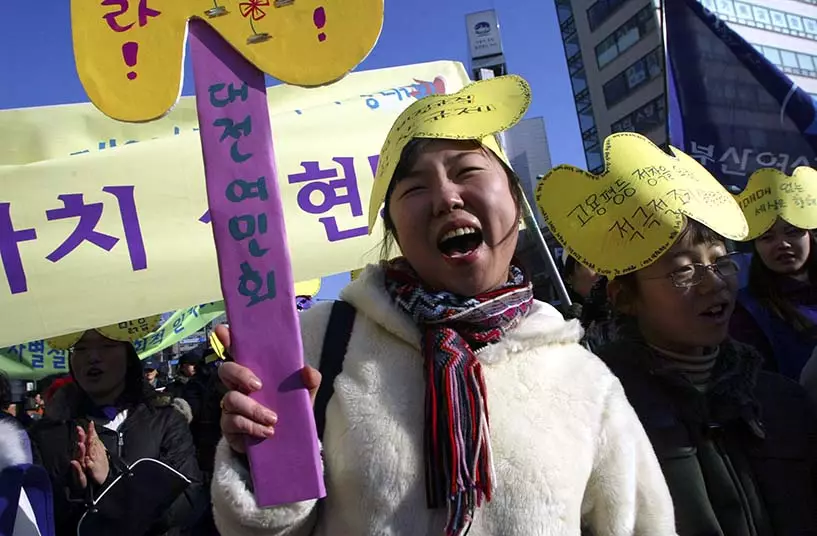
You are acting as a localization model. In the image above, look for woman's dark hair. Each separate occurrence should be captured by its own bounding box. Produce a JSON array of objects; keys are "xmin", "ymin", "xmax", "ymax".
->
[
  {"xmin": 747, "ymin": 229, "xmax": 817, "ymax": 334},
  {"xmin": 580, "ymin": 276, "xmax": 613, "ymax": 328},
  {"xmin": 563, "ymin": 256, "xmax": 578, "ymax": 280},
  {"xmin": 379, "ymin": 137, "xmax": 523, "ymax": 259},
  {"xmin": 70, "ymin": 340, "xmax": 153, "ymax": 408},
  {"xmin": 579, "ymin": 218, "xmax": 726, "ymax": 328},
  {"xmin": 0, "ymin": 371, "xmax": 12, "ymax": 411}
]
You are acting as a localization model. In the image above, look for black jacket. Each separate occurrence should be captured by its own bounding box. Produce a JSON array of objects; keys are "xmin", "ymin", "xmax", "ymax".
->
[
  {"xmin": 593, "ymin": 326, "xmax": 817, "ymax": 536},
  {"xmin": 29, "ymin": 383, "xmax": 206, "ymax": 536},
  {"xmin": 178, "ymin": 365, "xmax": 227, "ymax": 476}
]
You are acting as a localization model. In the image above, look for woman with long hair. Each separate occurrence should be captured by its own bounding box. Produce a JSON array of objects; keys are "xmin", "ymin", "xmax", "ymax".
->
[
  {"xmin": 208, "ymin": 77, "xmax": 675, "ymax": 535},
  {"xmin": 730, "ymin": 219, "xmax": 817, "ymax": 380}
]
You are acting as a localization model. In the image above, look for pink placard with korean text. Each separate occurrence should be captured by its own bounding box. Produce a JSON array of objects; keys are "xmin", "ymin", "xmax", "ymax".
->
[{"xmin": 188, "ymin": 20, "xmax": 324, "ymax": 506}]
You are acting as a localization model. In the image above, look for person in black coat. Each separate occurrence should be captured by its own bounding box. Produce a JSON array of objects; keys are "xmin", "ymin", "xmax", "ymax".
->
[
  {"xmin": 582, "ymin": 219, "xmax": 817, "ymax": 535},
  {"xmin": 28, "ymin": 329, "xmax": 206, "ymax": 536},
  {"xmin": 164, "ymin": 350, "xmax": 201, "ymax": 400}
]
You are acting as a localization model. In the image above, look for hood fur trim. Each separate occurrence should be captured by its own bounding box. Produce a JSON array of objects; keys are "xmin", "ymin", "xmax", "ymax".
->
[
  {"xmin": 0, "ymin": 419, "xmax": 31, "ymax": 470},
  {"xmin": 172, "ymin": 397, "xmax": 193, "ymax": 424}
]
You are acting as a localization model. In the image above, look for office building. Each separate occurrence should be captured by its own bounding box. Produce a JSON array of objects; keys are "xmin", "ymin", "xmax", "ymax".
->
[
  {"xmin": 556, "ymin": 0, "xmax": 817, "ymax": 172},
  {"xmin": 504, "ymin": 117, "xmax": 553, "ymax": 227}
]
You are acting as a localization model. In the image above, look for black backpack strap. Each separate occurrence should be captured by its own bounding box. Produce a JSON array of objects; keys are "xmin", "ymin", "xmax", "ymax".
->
[{"xmin": 314, "ymin": 300, "xmax": 356, "ymax": 441}]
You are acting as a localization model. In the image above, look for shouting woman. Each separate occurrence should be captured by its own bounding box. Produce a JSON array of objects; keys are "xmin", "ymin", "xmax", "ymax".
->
[{"xmin": 209, "ymin": 76, "xmax": 675, "ymax": 536}]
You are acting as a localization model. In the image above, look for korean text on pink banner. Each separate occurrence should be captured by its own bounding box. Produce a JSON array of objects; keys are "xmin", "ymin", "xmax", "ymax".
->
[{"xmin": 188, "ymin": 20, "xmax": 324, "ymax": 506}]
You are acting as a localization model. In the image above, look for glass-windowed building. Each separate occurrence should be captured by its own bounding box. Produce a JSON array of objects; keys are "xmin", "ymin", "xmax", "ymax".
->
[{"xmin": 555, "ymin": 0, "xmax": 817, "ymax": 172}]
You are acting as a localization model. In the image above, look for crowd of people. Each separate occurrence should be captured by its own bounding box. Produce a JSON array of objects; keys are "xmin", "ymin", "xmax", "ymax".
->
[{"xmin": 2, "ymin": 75, "xmax": 817, "ymax": 535}]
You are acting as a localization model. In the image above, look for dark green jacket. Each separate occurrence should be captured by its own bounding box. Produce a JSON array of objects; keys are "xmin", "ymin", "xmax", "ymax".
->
[{"xmin": 589, "ymin": 319, "xmax": 817, "ymax": 536}]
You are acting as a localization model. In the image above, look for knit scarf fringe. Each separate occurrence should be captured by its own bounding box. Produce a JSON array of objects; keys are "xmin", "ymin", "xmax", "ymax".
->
[{"xmin": 385, "ymin": 258, "xmax": 534, "ymax": 535}]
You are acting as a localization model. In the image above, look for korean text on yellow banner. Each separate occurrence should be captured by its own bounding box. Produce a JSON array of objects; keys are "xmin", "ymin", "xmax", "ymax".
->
[
  {"xmin": 0, "ymin": 302, "xmax": 225, "ymax": 380},
  {"xmin": 0, "ymin": 61, "xmax": 471, "ymax": 347}
]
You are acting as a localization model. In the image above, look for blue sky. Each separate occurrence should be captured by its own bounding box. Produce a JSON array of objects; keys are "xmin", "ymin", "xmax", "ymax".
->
[{"xmin": 0, "ymin": 0, "xmax": 585, "ymax": 301}]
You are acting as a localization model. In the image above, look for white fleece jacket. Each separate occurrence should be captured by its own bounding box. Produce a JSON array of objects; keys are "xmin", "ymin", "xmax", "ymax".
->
[{"xmin": 212, "ymin": 266, "xmax": 676, "ymax": 536}]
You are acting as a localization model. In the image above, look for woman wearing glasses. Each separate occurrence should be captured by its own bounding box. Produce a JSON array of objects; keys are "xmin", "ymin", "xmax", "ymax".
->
[
  {"xmin": 540, "ymin": 135, "xmax": 817, "ymax": 535},
  {"xmin": 582, "ymin": 220, "xmax": 817, "ymax": 535}
]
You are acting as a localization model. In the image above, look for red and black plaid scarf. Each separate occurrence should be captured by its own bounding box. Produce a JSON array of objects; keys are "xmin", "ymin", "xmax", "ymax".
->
[{"xmin": 384, "ymin": 258, "xmax": 534, "ymax": 535}]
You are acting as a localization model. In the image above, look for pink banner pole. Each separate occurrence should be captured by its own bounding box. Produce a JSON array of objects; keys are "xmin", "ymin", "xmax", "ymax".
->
[{"xmin": 188, "ymin": 19, "xmax": 325, "ymax": 507}]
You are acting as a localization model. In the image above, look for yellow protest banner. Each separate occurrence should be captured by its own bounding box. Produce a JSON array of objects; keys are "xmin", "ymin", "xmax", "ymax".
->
[
  {"xmin": 0, "ymin": 302, "xmax": 224, "ymax": 380},
  {"xmin": 71, "ymin": 0, "xmax": 383, "ymax": 121},
  {"xmin": 0, "ymin": 61, "xmax": 471, "ymax": 348},
  {"xmin": 536, "ymin": 133, "xmax": 748, "ymax": 277},
  {"xmin": 369, "ymin": 75, "xmax": 531, "ymax": 230},
  {"xmin": 47, "ymin": 315, "xmax": 163, "ymax": 350},
  {"xmin": 2, "ymin": 61, "xmax": 455, "ymax": 166},
  {"xmin": 735, "ymin": 166, "xmax": 817, "ymax": 240}
]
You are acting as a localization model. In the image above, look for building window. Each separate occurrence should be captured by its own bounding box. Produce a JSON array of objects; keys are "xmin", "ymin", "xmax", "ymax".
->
[
  {"xmin": 771, "ymin": 10, "xmax": 788, "ymax": 28},
  {"xmin": 595, "ymin": 4, "xmax": 657, "ymax": 69},
  {"xmin": 610, "ymin": 96, "xmax": 666, "ymax": 135},
  {"xmin": 788, "ymin": 14, "xmax": 804, "ymax": 32},
  {"xmin": 603, "ymin": 47, "xmax": 664, "ymax": 107},
  {"xmin": 752, "ymin": 43, "xmax": 817, "ymax": 79},
  {"xmin": 733, "ymin": 1, "xmax": 752, "ymax": 20},
  {"xmin": 716, "ymin": 0, "xmax": 735, "ymax": 17},
  {"xmin": 706, "ymin": 0, "xmax": 817, "ymax": 40},
  {"xmin": 760, "ymin": 45, "xmax": 782, "ymax": 65},
  {"xmin": 752, "ymin": 6, "xmax": 770, "ymax": 25},
  {"xmin": 587, "ymin": 0, "xmax": 630, "ymax": 32},
  {"xmin": 798, "ymin": 53, "xmax": 815, "ymax": 72}
]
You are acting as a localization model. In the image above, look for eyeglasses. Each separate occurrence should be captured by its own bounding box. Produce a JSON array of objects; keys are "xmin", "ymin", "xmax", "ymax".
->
[{"xmin": 643, "ymin": 254, "xmax": 741, "ymax": 289}]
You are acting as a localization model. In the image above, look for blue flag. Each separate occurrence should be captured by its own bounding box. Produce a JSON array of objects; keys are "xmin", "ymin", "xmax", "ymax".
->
[{"xmin": 665, "ymin": 0, "xmax": 817, "ymax": 190}]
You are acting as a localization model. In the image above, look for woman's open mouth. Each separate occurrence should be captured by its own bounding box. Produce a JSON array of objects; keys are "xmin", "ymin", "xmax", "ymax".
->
[
  {"xmin": 438, "ymin": 226, "xmax": 484, "ymax": 259},
  {"xmin": 699, "ymin": 302, "xmax": 730, "ymax": 324}
]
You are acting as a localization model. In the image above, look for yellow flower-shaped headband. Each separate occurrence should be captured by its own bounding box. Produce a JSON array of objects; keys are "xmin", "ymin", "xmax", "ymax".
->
[
  {"xmin": 368, "ymin": 75, "xmax": 532, "ymax": 231},
  {"xmin": 536, "ymin": 133, "xmax": 748, "ymax": 277},
  {"xmin": 733, "ymin": 166, "xmax": 817, "ymax": 240},
  {"xmin": 46, "ymin": 315, "xmax": 162, "ymax": 351}
]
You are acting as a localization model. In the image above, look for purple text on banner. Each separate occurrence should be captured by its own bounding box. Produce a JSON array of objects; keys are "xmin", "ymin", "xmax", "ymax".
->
[{"xmin": 188, "ymin": 19, "xmax": 324, "ymax": 506}]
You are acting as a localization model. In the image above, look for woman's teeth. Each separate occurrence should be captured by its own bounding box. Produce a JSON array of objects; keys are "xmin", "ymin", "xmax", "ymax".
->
[
  {"xmin": 703, "ymin": 305, "xmax": 725, "ymax": 315},
  {"xmin": 440, "ymin": 226, "xmax": 478, "ymax": 243}
]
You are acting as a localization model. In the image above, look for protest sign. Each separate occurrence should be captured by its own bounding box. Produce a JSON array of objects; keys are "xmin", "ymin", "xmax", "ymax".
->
[
  {"xmin": 71, "ymin": 0, "xmax": 383, "ymax": 121},
  {"xmin": 0, "ymin": 61, "xmax": 470, "ymax": 348},
  {"xmin": 369, "ymin": 75, "xmax": 531, "ymax": 229},
  {"xmin": 735, "ymin": 167, "xmax": 817, "ymax": 240},
  {"xmin": 0, "ymin": 276, "xmax": 318, "ymax": 379},
  {"xmin": 1, "ymin": 61, "xmax": 454, "ymax": 166},
  {"xmin": 70, "ymin": 0, "xmax": 388, "ymax": 506},
  {"xmin": 188, "ymin": 19, "xmax": 328, "ymax": 503},
  {"xmin": 536, "ymin": 133, "xmax": 748, "ymax": 277},
  {"xmin": 0, "ymin": 301, "xmax": 223, "ymax": 379}
]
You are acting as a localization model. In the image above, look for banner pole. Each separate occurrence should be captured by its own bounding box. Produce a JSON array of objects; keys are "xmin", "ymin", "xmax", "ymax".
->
[{"xmin": 477, "ymin": 69, "xmax": 572, "ymax": 307}]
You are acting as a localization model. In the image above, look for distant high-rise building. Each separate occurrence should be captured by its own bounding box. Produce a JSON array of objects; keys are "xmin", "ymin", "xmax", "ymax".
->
[
  {"xmin": 555, "ymin": 0, "xmax": 817, "ymax": 172},
  {"xmin": 504, "ymin": 117, "xmax": 553, "ymax": 227}
]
